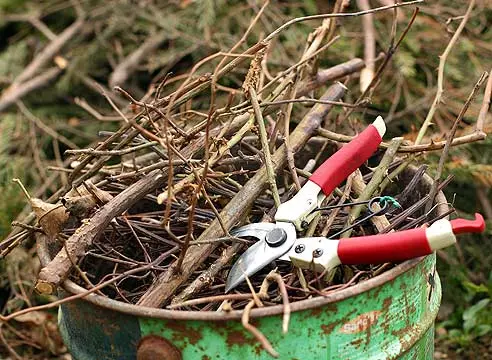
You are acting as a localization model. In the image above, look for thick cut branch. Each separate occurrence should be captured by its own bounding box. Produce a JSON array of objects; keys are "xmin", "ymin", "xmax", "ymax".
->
[
  {"xmin": 136, "ymin": 83, "xmax": 346, "ymax": 308},
  {"xmin": 36, "ymin": 112, "xmax": 252, "ymax": 293},
  {"xmin": 298, "ymin": 58, "xmax": 364, "ymax": 97},
  {"xmin": 36, "ymin": 172, "xmax": 167, "ymax": 292}
]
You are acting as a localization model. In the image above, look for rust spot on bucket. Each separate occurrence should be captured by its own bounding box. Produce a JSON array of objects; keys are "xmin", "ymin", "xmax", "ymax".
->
[
  {"xmin": 202, "ymin": 356, "xmax": 211, "ymax": 360},
  {"xmin": 226, "ymin": 330, "xmax": 255, "ymax": 348},
  {"xmin": 165, "ymin": 322, "xmax": 202, "ymax": 345},
  {"xmin": 310, "ymin": 303, "xmax": 337, "ymax": 317},
  {"xmin": 350, "ymin": 338, "xmax": 364, "ymax": 348},
  {"xmin": 339, "ymin": 311, "xmax": 381, "ymax": 334},
  {"xmin": 137, "ymin": 335, "xmax": 182, "ymax": 360},
  {"xmin": 321, "ymin": 323, "xmax": 337, "ymax": 335}
]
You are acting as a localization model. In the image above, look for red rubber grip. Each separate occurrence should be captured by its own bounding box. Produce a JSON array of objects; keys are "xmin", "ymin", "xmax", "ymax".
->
[
  {"xmin": 450, "ymin": 213, "xmax": 485, "ymax": 234},
  {"xmin": 310, "ymin": 124, "xmax": 382, "ymax": 195},
  {"xmin": 337, "ymin": 228, "xmax": 432, "ymax": 265}
]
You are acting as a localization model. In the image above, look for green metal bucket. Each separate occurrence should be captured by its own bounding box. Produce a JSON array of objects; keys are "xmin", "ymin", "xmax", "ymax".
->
[{"xmin": 38, "ymin": 168, "xmax": 448, "ymax": 360}]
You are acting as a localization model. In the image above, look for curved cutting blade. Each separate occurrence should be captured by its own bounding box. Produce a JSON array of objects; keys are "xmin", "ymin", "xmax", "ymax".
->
[
  {"xmin": 225, "ymin": 222, "xmax": 296, "ymax": 292},
  {"xmin": 230, "ymin": 222, "xmax": 278, "ymax": 240}
]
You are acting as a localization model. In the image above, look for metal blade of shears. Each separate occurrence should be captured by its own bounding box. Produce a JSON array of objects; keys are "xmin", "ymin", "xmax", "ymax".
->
[{"xmin": 225, "ymin": 222, "xmax": 296, "ymax": 292}]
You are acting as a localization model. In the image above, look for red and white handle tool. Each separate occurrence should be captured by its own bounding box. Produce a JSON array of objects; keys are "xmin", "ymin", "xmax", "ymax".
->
[
  {"xmin": 275, "ymin": 116, "xmax": 386, "ymax": 230},
  {"xmin": 288, "ymin": 213, "xmax": 485, "ymax": 272}
]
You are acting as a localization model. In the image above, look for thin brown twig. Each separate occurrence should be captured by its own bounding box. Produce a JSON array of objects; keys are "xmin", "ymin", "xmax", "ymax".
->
[
  {"xmin": 476, "ymin": 67, "xmax": 492, "ymax": 132},
  {"xmin": 317, "ymin": 127, "xmax": 486, "ymax": 153},
  {"xmin": 263, "ymin": 0, "xmax": 422, "ymax": 42},
  {"xmin": 8, "ymin": 248, "xmax": 174, "ymax": 321},
  {"xmin": 259, "ymin": 271, "xmax": 291, "ymax": 334},
  {"xmin": 168, "ymin": 293, "xmax": 253, "ymax": 309},
  {"xmin": 415, "ymin": 0, "xmax": 476, "ymax": 144},
  {"xmin": 242, "ymin": 300, "xmax": 279, "ymax": 358},
  {"xmin": 249, "ymin": 86, "xmax": 281, "ymax": 207},
  {"xmin": 65, "ymin": 142, "xmax": 158, "ymax": 156},
  {"xmin": 425, "ymin": 72, "xmax": 488, "ymax": 213}
]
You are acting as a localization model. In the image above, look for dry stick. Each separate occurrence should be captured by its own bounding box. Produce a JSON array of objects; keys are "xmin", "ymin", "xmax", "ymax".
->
[
  {"xmin": 109, "ymin": 31, "xmax": 167, "ymax": 88},
  {"xmin": 250, "ymin": 87, "xmax": 281, "ymax": 207},
  {"xmin": 114, "ymin": 87, "xmax": 187, "ymax": 138},
  {"xmin": 258, "ymin": 35, "xmax": 341, "ymax": 99},
  {"xmin": 0, "ymin": 325, "xmax": 22, "ymax": 360},
  {"xmin": 4, "ymin": 245, "xmax": 174, "ymax": 322},
  {"xmin": 36, "ymin": 171, "xmax": 168, "ymax": 294},
  {"xmin": 168, "ymin": 293, "xmax": 254, "ymax": 309},
  {"xmin": 16, "ymin": 100, "xmax": 79, "ymax": 149},
  {"xmin": 425, "ymin": 72, "xmax": 488, "ymax": 213},
  {"xmin": 162, "ymin": 0, "xmax": 418, "ymax": 116},
  {"xmin": 414, "ymin": 0, "xmax": 476, "ymax": 145},
  {"xmin": 320, "ymin": 173, "xmax": 355, "ymax": 237},
  {"xmin": 242, "ymin": 300, "xmax": 279, "ymax": 358},
  {"xmin": 341, "ymin": 138, "xmax": 403, "ymax": 238},
  {"xmin": 65, "ymin": 142, "xmax": 158, "ymax": 156},
  {"xmin": 263, "ymin": 0, "xmax": 421, "ymax": 43},
  {"xmin": 342, "ymin": 7, "xmax": 418, "ymax": 121},
  {"xmin": 13, "ymin": 15, "xmax": 84, "ymax": 86},
  {"xmin": 259, "ymin": 271, "xmax": 291, "ymax": 334},
  {"xmin": 37, "ymin": 113, "xmax": 254, "ymax": 292},
  {"xmin": 282, "ymin": 19, "xmax": 333, "ymax": 191},
  {"xmin": 69, "ymin": 42, "xmax": 262, "ymax": 192},
  {"xmin": 381, "ymin": 176, "xmax": 454, "ymax": 233},
  {"xmin": 3, "ymin": 13, "xmax": 57, "ymax": 40},
  {"xmin": 357, "ymin": 0, "xmax": 376, "ymax": 92},
  {"xmin": 156, "ymin": 114, "xmax": 255, "ymax": 204},
  {"xmin": 136, "ymin": 84, "xmax": 346, "ymax": 308},
  {"xmin": 259, "ymin": 98, "xmax": 361, "ymax": 108},
  {"xmin": 174, "ymin": 159, "xmax": 316, "ymax": 304},
  {"xmin": 476, "ymin": 67, "xmax": 492, "ymax": 132},
  {"xmin": 171, "ymin": 242, "xmax": 245, "ymax": 305},
  {"xmin": 296, "ymin": 55, "xmax": 382, "ymax": 97},
  {"xmin": 176, "ymin": 107, "xmax": 215, "ymax": 271},
  {"xmin": 0, "ymin": 68, "xmax": 62, "ymax": 112},
  {"xmin": 317, "ymin": 127, "xmax": 486, "ymax": 153},
  {"xmin": 210, "ymin": 0, "xmax": 270, "ymax": 107}
]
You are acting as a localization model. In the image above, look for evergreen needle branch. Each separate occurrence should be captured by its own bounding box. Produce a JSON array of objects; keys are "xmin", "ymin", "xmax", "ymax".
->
[
  {"xmin": 415, "ymin": 0, "xmax": 476, "ymax": 145},
  {"xmin": 249, "ymin": 86, "xmax": 281, "ymax": 207}
]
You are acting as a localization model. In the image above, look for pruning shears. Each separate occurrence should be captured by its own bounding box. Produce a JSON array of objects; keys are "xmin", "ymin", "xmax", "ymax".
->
[{"xmin": 225, "ymin": 116, "xmax": 485, "ymax": 292}]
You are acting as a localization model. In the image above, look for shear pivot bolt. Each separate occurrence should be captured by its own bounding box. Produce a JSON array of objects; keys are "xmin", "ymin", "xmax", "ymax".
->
[
  {"xmin": 295, "ymin": 244, "xmax": 305, "ymax": 253},
  {"xmin": 265, "ymin": 228, "xmax": 287, "ymax": 247},
  {"xmin": 313, "ymin": 248, "xmax": 323, "ymax": 258}
]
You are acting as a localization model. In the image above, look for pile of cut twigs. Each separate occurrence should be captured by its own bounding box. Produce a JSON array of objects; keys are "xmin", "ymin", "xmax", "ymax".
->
[{"xmin": 3, "ymin": 3, "xmax": 491, "ymax": 354}]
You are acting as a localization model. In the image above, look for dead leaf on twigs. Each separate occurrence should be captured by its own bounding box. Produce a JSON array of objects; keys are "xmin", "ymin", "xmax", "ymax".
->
[{"xmin": 13, "ymin": 179, "xmax": 69, "ymax": 240}]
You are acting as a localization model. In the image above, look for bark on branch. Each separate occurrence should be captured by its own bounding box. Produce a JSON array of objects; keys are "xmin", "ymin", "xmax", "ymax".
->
[{"xmin": 136, "ymin": 83, "xmax": 346, "ymax": 308}]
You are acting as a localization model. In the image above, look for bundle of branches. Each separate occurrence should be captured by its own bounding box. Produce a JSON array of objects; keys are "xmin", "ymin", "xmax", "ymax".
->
[{"xmin": 2, "ymin": 0, "xmax": 492, "ymax": 357}]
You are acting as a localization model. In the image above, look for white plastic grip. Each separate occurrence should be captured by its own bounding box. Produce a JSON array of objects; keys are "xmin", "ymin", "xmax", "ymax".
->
[{"xmin": 425, "ymin": 218, "xmax": 457, "ymax": 251}]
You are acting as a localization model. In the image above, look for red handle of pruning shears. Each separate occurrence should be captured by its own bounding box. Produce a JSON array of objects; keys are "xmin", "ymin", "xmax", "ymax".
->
[
  {"xmin": 337, "ymin": 213, "xmax": 485, "ymax": 264},
  {"xmin": 310, "ymin": 117, "xmax": 385, "ymax": 196}
]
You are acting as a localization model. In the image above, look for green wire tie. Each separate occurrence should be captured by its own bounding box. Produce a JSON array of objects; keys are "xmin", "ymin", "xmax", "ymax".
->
[{"xmin": 379, "ymin": 195, "xmax": 401, "ymax": 208}]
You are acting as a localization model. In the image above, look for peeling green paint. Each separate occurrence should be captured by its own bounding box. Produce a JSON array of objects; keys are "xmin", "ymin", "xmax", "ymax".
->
[{"xmin": 59, "ymin": 255, "xmax": 441, "ymax": 359}]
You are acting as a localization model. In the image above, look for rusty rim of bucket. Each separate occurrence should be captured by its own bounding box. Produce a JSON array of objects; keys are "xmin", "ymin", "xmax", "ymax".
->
[{"xmin": 37, "ymin": 166, "xmax": 448, "ymax": 321}]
